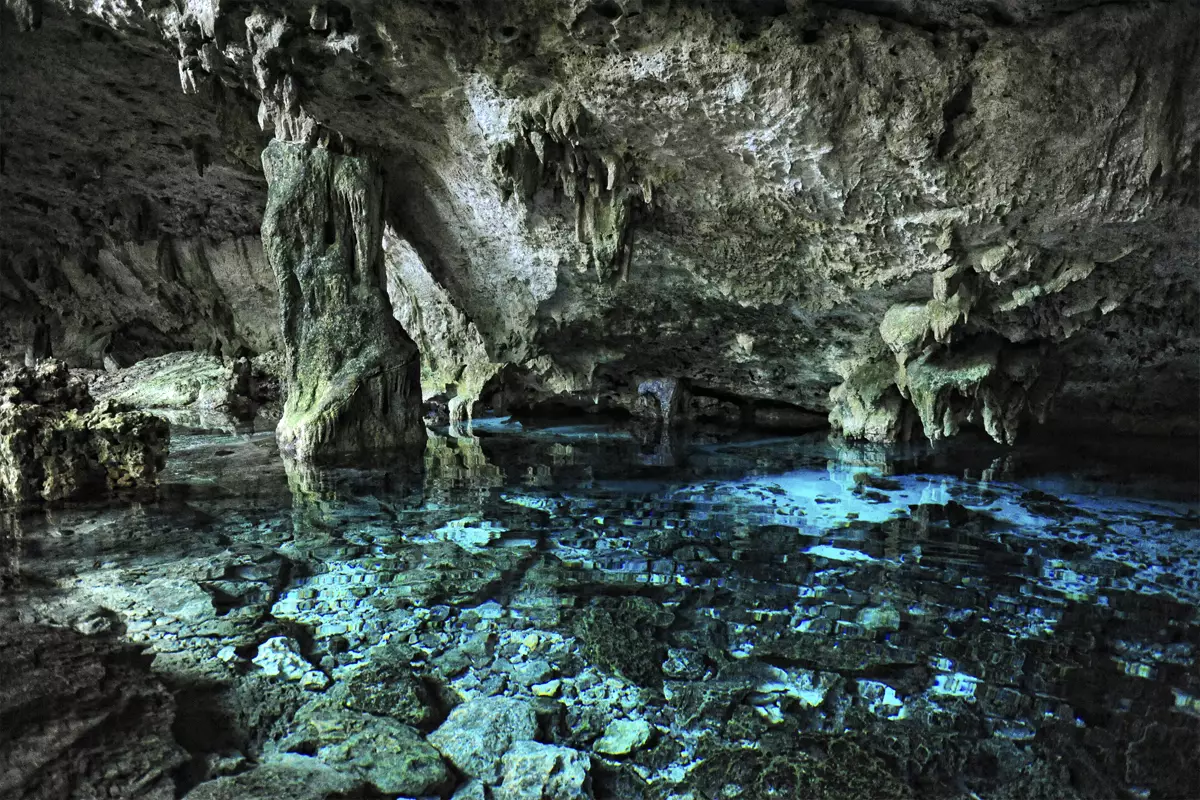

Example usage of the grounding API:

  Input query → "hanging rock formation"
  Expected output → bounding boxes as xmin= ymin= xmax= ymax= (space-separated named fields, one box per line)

xmin=1 ymin=0 xmax=1197 ymax=444
xmin=260 ymin=140 xmax=424 ymax=461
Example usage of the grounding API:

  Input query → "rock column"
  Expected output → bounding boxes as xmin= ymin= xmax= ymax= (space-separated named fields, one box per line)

xmin=261 ymin=140 xmax=425 ymax=461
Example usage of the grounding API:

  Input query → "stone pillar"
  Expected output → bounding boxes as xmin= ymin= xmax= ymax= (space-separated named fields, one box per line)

xmin=261 ymin=140 xmax=425 ymax=461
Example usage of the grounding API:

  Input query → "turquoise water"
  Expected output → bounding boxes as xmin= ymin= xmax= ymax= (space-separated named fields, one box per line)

xmin=2 ymin=418 xmax=1198 ymax=799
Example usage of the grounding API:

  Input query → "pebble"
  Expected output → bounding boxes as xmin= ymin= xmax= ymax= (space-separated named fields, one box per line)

xmin=532 ymin=679 xmax=562 ymax=697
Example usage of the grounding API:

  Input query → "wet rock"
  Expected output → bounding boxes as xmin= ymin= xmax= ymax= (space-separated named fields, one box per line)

xmin=428 ymin=696 xmax=538 ymax=783
xmin=0 ymin=360 xmax=169 ymax=508
xmin=251 ymin=636 xmax=328 ymax=689
xmin=594 ymin=719 xmax=652 ymax=756
xmin=335 ymin=653 xmax=437 ymax=728
xmin=573 ymin=596 xmax=673 ymax=687
xmin=858 ymin=604 xmax=902 ymax=633
xmin=280 ymin=697 xmax=450 ymax=796
xmin=494 ymin=741 xmax=592 ymax=800
xmin=260 ymin=140 xmax=425 ymax=461
xmin=512 ymin=658 xmax=554 ymax=687
xmin=662 ymin=648 xmax=707 ymax=681
xmin=451 ymin=779 xmax=488 ymax=800
xmin=183 ymin=755 xmax=361 ymax=800
xmin=0 ymin=623 xmax=187 ymax=799
xmin=319 ymin=719 xmax=449 ymax=795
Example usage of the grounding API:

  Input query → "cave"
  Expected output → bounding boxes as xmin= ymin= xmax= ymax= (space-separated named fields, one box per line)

xmin=1 ymin=0 xmax=1198 ymax=797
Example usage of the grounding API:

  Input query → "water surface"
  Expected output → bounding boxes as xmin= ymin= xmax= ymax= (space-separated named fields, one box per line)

xmin=2 ymin=419 xmax=1198 ymax=799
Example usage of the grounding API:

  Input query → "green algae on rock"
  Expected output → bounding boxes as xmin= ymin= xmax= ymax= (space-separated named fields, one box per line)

xmin=260 ymin=140 xmax=424 ymax=462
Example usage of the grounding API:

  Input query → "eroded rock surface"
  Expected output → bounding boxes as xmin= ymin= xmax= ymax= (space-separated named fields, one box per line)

xmin=261 ymin=140 xmax=425 ymax=460
xmin=0 ymin=360 xmax=169 ymax=508
xmin=0 ymin=623 xmax=186 ymax=799
xmin=87 ymin=351 xmax=281 ymax=421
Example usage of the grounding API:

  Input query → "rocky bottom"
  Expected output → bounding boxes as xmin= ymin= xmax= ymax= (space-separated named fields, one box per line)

xmin=1 ymin=417 xmax=1198 ymax=800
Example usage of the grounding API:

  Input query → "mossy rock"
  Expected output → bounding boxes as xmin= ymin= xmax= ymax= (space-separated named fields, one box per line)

xmin=688 ymin=736 xmax=913 ymax=800
xmin=573 ymin=596 xmax=674 ymax=688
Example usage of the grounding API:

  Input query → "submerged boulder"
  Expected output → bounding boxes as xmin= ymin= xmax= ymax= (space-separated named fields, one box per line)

xmin=495 ymin=742 xmax=592 ymax=800
xmin=428 ymin=696 xmax=538 ymax=783
xmin=0 ymin=360 xmax=169 ymax=508
xmin=183 ymin=755 xmax=360 ymax=800
xmin=277 ymin=695 xmax=450 ymax=796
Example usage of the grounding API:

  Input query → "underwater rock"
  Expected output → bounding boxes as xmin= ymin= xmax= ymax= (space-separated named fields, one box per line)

xmin=858 ymin=605 xmax=902 ymax=633
xmin=335 ymin=651 xmax=437 ymax=728
xmin=593 ymin=719 xmax=652 ymax=756
xmin=0 ymin=623 xmax=187 ymax=799
xmin=451 ymin=779 xmax=488 ymax=800
xmin=0 ymin=360 xmax=169 ymax=508
xmin=573 ymin=596 xmax=673 ymax=687
xmin=251 ymin=636 xmax=328 ymax=689
xmin=183 ymin=755 xmax=361 ymax=800
xmin=279 ymin=696 xmax=450 ymax=795
xmin=494 ymin=741 xmax=592 ymax=800
xmin=260 ymin=140 xmax=425 ymax=461
xmin=428 ymin=696 xmax=537 ymax=783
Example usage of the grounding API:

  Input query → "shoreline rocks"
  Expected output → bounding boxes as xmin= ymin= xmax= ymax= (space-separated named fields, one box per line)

xmin=0 ymin=360 xmax=169 ymax=509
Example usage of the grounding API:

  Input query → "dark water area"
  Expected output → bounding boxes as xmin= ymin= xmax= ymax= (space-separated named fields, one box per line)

xmin=2 ymin=417 xmax=1198 ymax=799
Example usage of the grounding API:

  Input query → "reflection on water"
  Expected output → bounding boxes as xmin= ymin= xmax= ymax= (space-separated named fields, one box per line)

xmin=2 ymin=418 xmax=1198 ymax=799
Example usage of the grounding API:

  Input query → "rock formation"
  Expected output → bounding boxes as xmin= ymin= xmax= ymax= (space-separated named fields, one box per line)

xmin=0 ymin=360 xmax=169 ymax=508
xmin=0 ymin=623 xmax=187 ymax=799
xmin=261 ymin=140 xmax=425 ymax=460
xmin=1 ymin=0 xmax=1196 ymax=444
xmin=88 ymin=351 xmax=281 ymax=422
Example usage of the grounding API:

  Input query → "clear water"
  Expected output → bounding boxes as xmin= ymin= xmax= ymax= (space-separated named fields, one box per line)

xmin=2 ymin=418 xmax=1198 ymax=799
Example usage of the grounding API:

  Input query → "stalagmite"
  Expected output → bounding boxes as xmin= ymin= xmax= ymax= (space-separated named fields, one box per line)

xmin=260 ymin=140 xmax=425 ymax=461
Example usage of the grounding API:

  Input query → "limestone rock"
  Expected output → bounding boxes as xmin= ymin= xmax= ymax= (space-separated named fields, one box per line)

xmin=260 ymin=140 xmax=425 ymax=461
xmin=335 ymin=653 xmax=437 ymax=728
xmin=88 ymin=351 xmax=274 ymax=420
xmin=494 ymin=741 xmax=592 ymax=800
xmin=183 ymin=755 xmax=360 ymax=800
xmin=0 ymin=623 xmax=187 ymax=799
xmin=451 ymin=779 xmax=488 ymax=800
xmin=0 ymin=360 xmax=169 ymax=508
xmin=279 ymin=697 xmax=450 ymax=796
xmin=428 ymin=696 xmax=538 ymax=783
xmin=594 ymin=719 xmax=652 ymax=757
xmin=251 ymin=636 xmax=328 ymax=690
xmin=3 ymin=0 xmax=1198 ymax=442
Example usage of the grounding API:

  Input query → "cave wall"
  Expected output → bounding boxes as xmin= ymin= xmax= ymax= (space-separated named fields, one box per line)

xmin=0 ymin=0 xmax=273 ymax=364
xmin=1 ymin=0 xmax=1197 ymax=439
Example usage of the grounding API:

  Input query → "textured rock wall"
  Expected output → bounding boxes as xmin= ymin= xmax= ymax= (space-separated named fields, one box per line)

xmin=0 ymin=623 xmax=186 ymax=799
xmin=0 ymin=0 xmax=272 ymax=364
xmin=2 ymin=0 xmax=1197 ymax=441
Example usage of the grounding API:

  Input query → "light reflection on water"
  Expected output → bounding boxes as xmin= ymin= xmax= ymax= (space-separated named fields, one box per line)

xmin=2 ymin=418 xmax=1198 ymax=799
